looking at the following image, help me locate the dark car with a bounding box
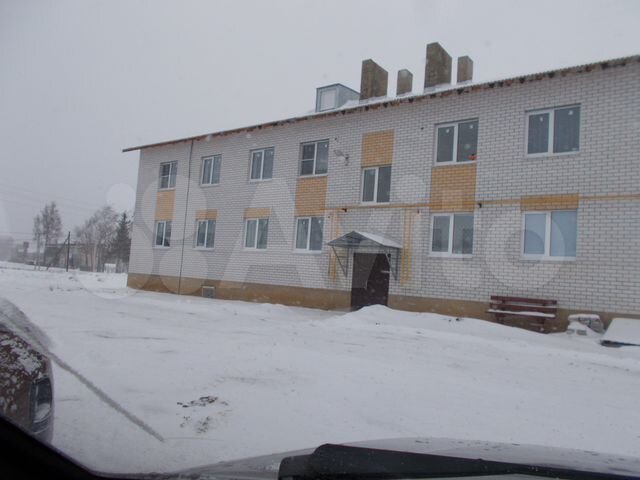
[0,298,54,443]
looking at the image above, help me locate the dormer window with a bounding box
[318,88,337,111]
[315,84,359,112]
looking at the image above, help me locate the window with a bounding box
[318,88,337,111]
[300,140,329,176]
[431,214,474,256]
[526,105,580,155]
[295,217,324,251]
[159,161,177,189]
[195,220,215,249]
[361,166,391,203]
[244,218,269,249]
[201,155,221,185]
[436,120,478,163]
[154,221,171,247]
[523,210,577,258]
[250,148,274,181]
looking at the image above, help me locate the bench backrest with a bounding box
[490,295,557,306]
[490,296,558,315]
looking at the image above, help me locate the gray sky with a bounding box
[1,0,638,244]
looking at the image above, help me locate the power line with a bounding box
[0,191,99,211]
[0,181,105,210]
[0,193,98,213]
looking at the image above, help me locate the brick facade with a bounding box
[128,57,640,323]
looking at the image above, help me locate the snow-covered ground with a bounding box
[0,261,639,474]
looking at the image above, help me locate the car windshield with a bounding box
[1,0,639,477]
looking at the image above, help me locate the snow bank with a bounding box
[0,264,639,474]
[602,318,640,346]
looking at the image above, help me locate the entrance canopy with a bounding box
[327,231,401,278]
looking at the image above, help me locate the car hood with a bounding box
[0,298,53,427]
[156,437,640,480]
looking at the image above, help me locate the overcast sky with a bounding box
[1,0,638,244]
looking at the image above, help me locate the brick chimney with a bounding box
[360,59,388,100]
[424,42,452,88]
[457,56,474,83]
[396,69,413,95]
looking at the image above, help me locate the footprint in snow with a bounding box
[177,395,231,434]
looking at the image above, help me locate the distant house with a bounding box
[0,236,14,261]
[124,42,640,328]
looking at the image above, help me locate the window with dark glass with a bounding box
[159,161,177,189]
[245,218,269,249]
[436,120,478,163]
[527,105,580,155]
[295,217,324,251]
[456,120,479,162]
[250,148,274,181]
[154,221,171,247]
[527,113,550,154]
[201,155,221,185]
[300,140,329,176]
[431,216,450,253]
[431,214,473,255]
[553,107,580,153]
[195,219,215,248]
[361,166,391,203]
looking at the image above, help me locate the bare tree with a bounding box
[33,201,63,267]
[75,206,118,272]
[75,216,96,270]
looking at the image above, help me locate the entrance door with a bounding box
[350,253,390,310]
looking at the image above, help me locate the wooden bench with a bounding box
[488,296,558,332]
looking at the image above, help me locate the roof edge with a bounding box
[123,54,639,153]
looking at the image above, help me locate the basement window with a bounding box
[523,210,577,259]
[154,221,171,248]
[245,218,269,249]
[300,140,329,176]
[435,119,478,164]
[201,155,221,185]
[526,105,580,156]
[295,217,324,251]
[195,219,215,249]
[361,166,391,203]
[250,148,274,181]
[159,161,177,189]
[430,213,474,256]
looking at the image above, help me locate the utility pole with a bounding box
[65,231,71,272]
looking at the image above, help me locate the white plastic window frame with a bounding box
[521,210,577,261]
[429,213,474,258]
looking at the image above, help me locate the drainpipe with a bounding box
[177,139,194,294]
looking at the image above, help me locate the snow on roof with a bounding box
[328,230,401,249]
[602,318,640,346]
[354,231,401,249]
[123,54,639,152]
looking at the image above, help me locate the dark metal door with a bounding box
[350,253,390,310]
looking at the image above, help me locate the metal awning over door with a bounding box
[327,230,401,279]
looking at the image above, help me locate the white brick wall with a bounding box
[129,60,640,314]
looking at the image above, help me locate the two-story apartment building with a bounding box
[125,43,640,329]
